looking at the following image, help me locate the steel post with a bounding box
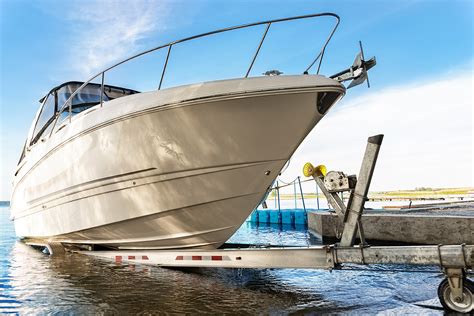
[316,183,320,209]
[340,134,383,246]
[294,181,297,209]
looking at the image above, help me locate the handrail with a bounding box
[245,22,272,78]
[52,12,340,131]
[158,45,173,90]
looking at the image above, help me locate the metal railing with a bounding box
[54,12,340,127]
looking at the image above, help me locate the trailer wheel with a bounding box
[437,278,473,313]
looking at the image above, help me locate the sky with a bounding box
[0,0,473,200]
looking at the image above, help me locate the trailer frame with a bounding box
[23,134,473,313]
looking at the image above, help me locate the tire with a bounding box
[437,278,473,313]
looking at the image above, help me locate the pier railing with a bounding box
[53,13,339,127]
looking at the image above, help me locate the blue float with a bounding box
[248,208,310,226]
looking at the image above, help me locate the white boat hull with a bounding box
[11,75,344,249]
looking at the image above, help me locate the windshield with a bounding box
[54,82,138,125]
[57,82,137,111]
[20,81,138,157]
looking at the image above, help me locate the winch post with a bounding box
[339,134,383,246]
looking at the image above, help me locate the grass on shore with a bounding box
[271,187,473,200]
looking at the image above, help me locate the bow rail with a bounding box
[55,12,340,126]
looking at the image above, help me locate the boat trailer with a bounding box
[25,134,473,313]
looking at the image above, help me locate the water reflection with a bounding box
[3,242,332,314]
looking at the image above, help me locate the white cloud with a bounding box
[281,71,473,193]
[66,0,170,77]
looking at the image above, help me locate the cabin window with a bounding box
[57,83,107,111]
[56,83,137,124]
[17,140,27,165]
[56,83,111,124]
[30,93,56,145]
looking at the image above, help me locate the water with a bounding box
[0,206,445,314]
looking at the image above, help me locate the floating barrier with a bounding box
[249,208,310,225]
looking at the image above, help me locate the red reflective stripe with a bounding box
[176,256,184,260]
[142,255,149,260]
[128,255,135,260]
[211,256,223,261]
[115,256,122,262]
[192,256,202,260]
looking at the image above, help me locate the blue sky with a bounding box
[0,0,473,200]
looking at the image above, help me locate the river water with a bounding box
[0,206,445,314]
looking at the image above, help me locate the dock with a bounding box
[308,201,474,244]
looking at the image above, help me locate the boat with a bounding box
[10,13,375,250]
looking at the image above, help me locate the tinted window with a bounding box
[56,84,108,125]
[31,94,55,144]
[55,83,137,125]
[17,140,27,165]
[57,83,108,111]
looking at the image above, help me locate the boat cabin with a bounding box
[30,82,138,144]
[19,82,138,163]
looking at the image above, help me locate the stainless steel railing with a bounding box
[55,12,340,126]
